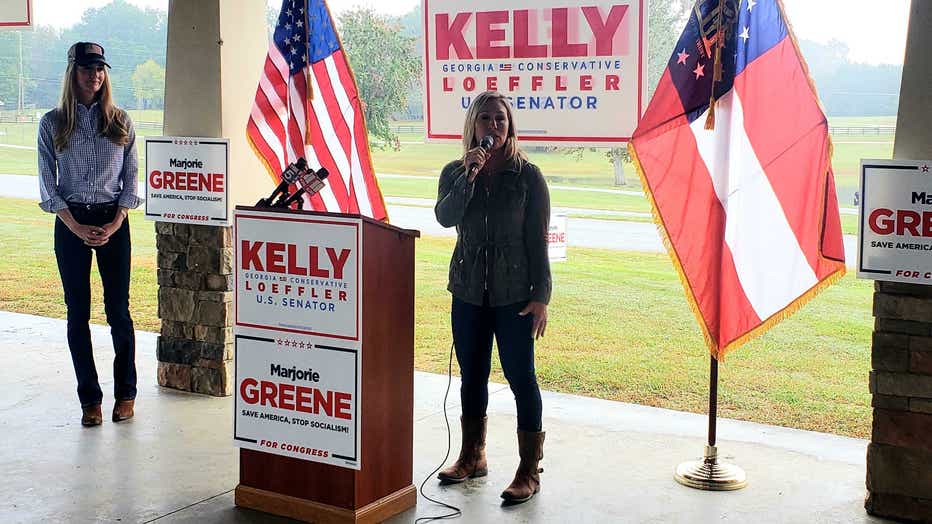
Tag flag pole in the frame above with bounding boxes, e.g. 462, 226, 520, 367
674, 355, 747, 490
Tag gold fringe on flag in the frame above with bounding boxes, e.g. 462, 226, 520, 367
321, 0, 390, 222
774, 0, 835, 170
247, 130, 284, 186
627, 142, 845, 360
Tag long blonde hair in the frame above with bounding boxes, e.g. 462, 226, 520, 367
462, 91, 526, 164
53, 61, 130, 152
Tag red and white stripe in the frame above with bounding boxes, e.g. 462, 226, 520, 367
247, 37, 387, 221
631, 37, 844, 356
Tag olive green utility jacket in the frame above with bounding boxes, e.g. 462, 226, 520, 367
435, 157, 552, 307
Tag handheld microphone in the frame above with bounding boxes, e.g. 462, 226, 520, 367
468, 135, 495, 177
256, 158, 308, 207
279, 167, 330, 210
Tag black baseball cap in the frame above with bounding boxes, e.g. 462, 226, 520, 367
68, 42, 110, 68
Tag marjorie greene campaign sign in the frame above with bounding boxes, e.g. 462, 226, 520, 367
858, 159, 932, 285
423, 0, 648, 146
145, 137, 231, 226
233, 210, 363, 469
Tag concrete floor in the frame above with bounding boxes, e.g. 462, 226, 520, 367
0, 310, 884, 524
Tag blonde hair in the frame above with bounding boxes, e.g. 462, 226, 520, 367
462, 91, 526, 164
53, 61, 130, 152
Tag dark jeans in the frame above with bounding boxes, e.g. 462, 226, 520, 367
54, 203, 136, 408
451, 296, 542, 432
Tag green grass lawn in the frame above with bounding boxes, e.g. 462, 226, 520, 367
1, 115, 885, 235
0, 196, 874, 438
828, 115, 897, 127
0, 115, 165, 176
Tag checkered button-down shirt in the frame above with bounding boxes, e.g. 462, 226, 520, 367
37, 103, 141, 212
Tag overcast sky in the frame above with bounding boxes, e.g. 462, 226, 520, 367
29, 0, 911, 65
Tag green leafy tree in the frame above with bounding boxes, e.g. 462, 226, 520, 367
0, 27, 59, 112
568, 1, 689, 185
131, 59, 165, 109
799, 39, 901, 116
0, 31, 18, 109
338, 8, 422, 146
393, 2, 425, 120
61, 0, 167, 108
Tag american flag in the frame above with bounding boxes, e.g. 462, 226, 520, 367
247, 0, 388, 220
629, 0, 845, 358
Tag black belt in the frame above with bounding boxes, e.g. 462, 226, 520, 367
67, 201, 118, 213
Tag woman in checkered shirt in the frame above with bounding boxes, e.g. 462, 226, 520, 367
37, 42, 142, 428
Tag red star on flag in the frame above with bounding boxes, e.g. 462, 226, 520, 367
677, 49, 690, 65
693, 62, 705, 79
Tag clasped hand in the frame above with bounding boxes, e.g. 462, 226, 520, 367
72, 221, 119, 247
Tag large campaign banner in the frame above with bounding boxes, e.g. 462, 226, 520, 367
858, 159, 932, 284
145, 137, 231, 226
233, 209, 362, 469
423, 0, 648, 146
0, 0, 31, 28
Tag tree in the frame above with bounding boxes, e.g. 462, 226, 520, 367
61, 0, 167, 108
647, 0, 691, 98
799, 39, 902, 116
393, 2, 425, 121
338, 8, 422, 146
577, 1, 689, 185
131, 59, 165, 109
0, 27, 60, 112
0, 31, 18, 109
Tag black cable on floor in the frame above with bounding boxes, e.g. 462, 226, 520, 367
414, 341, 463, 523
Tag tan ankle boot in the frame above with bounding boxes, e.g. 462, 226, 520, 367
500, 430, 545, 503
112, 399, 135, 422
81, 404, 103, 427
437, 416, 488, 483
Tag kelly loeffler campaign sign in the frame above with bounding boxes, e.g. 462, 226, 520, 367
423, 0, 648, 146
145, 137, 231, 226
0, 0, 31, 28
233, 209, 362, 469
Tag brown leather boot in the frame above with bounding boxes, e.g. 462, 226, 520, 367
81, 404, 103, 427
500, 430, 545, 503
437, 416, 488, 483
112, 399, 135, 422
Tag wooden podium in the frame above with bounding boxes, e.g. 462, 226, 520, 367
233, 206, 419, 523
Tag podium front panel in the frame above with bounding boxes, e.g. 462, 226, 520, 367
234, 206, 417, 514
233, 209, 363, 470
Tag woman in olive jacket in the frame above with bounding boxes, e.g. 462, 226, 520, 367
434, 91, 552, 504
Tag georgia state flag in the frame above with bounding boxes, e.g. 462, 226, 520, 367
629, 0, 846, 358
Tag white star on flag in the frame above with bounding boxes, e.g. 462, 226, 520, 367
740, 27, 750, 41
747, 0, 757, 12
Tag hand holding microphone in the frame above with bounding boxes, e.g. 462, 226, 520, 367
466, 135, 495, 182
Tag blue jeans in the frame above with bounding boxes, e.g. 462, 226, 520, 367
55, 204, 136, 408
451, 296, 542, 432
